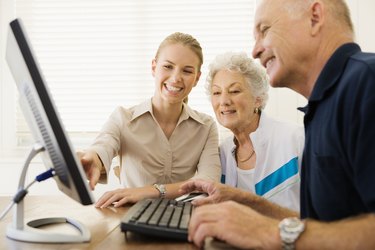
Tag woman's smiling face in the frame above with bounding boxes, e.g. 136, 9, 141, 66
210, 69, 259, 130
152, 43, 201, 104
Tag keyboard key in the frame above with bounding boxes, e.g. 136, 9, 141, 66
169, 206, 182, 228
158, 205, 174, 227
179, 213, 190, 230
130, 200, 151, 222
148, 199, 169, 225
179, 203, 192, 229
137, 199, 162, 224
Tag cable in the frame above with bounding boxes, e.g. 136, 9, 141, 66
0, 168, 55, 221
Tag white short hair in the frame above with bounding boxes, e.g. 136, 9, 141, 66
206, 51, 269, 109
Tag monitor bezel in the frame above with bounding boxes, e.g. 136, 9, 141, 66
7, 18, 94, 205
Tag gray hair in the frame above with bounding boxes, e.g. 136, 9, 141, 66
285, 0, 353, 33
206, 51, 269, 110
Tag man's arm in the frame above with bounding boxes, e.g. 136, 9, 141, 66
296, 213, 375, 249
188, 202, 375, 249
179, 179, 298, 219
233, 188, 298, 219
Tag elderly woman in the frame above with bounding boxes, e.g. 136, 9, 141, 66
205, 51, 304, 211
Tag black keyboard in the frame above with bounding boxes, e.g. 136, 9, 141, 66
121, 198, 193, 241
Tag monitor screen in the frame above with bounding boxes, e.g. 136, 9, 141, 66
6, 18, 94, 206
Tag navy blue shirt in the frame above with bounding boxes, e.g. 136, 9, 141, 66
299, 43, 375, 221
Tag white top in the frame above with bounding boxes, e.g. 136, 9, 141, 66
237, 168, 255, 193
220, 112, 305, 211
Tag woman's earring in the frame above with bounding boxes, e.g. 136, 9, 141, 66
254, 107, 259, 114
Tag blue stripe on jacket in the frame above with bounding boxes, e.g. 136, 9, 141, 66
255, 157, 298, 196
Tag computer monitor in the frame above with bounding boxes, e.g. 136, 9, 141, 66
5, 18, 94, 243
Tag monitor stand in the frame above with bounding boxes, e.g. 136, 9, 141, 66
6, 143, 91, 243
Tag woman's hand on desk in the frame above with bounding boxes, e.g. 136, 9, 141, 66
95, 186, 159, 208
179, 179, 240, 206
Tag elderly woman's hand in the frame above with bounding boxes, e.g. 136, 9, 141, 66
179, 179, 241, 206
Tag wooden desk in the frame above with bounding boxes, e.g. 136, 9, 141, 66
0, 195, 198, 250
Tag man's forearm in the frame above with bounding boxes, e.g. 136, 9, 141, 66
296, 213, 375, 249
234, 189, 298, 219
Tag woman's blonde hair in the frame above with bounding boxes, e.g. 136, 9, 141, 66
155, 32, 203, 72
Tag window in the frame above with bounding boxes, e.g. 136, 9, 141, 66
0, 0, 308, 195
5, 0, 257, 147
1, 0, 306, 151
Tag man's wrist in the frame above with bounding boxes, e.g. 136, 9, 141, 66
279, 217, 305, 250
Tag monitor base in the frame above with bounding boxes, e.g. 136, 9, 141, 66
6, 143, 91, 243
7, 217, 91, 243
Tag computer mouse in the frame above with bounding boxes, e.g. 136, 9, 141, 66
175, 192, 208, 202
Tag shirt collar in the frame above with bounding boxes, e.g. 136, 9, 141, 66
298, 43, 361, 114
130, 98, 205, 125
180, 103, 206, 125
131, 98, 153, 121
309, 43, 361, 102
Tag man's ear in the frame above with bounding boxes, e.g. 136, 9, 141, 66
310, 1, 325, 36
151, 59, 157, 77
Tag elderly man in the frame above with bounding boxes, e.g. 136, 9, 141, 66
183, 0, 375, 249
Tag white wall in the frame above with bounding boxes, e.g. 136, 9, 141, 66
347, 0, 375, 52
264, 0, 375, 125
0, 0, 374, 196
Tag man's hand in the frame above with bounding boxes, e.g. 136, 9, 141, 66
188, 201, 279, 249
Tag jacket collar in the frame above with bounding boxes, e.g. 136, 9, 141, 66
232, 112, 270, 150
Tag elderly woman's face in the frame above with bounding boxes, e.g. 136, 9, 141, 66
210, 69, 259, 131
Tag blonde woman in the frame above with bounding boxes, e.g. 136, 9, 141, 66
80, 32, 221, 208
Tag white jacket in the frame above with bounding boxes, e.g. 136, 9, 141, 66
220, 113, 305, 211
